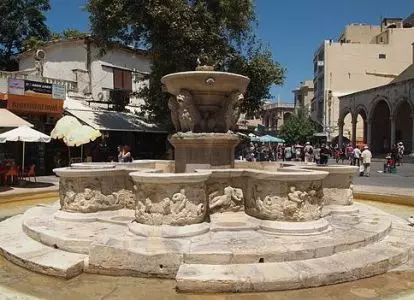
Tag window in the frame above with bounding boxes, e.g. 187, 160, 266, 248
379, 54, 386, 59
113, 68, 132, 91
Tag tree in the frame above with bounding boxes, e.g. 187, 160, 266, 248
62, 29, 89, 39
280, 115, 319, 145
88, 0, 285, 126
0, 0, 50, 70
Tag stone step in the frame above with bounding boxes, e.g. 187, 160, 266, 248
176, 233, 414, 293
0, 215, 87, 279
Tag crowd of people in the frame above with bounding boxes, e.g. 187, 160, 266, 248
237, 142, 331, 165
237, 140, 407, 178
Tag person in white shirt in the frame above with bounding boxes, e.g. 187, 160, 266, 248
361, 145, 372, 177
352, 146, 362, 166
304, 142, 314, 163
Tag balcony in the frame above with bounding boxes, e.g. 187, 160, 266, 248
0, 71, 78, 92
262, 103, 295, 111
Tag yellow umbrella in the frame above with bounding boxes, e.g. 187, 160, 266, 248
63, 125, 102, 161
63, 125, 102, 147
51, 115, 82, 139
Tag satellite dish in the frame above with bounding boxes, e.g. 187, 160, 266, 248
35, 49, 46, 60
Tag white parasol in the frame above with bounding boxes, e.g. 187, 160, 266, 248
0, 126, 51, 173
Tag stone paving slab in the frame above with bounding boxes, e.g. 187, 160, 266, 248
0, 214, 87, 278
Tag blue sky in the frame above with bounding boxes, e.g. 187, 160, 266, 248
46, 0, 413, 103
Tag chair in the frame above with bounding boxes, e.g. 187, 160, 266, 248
21, 164, 36, 182
3, 164, 19, 185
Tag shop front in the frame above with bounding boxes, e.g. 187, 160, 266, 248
0, 78, 65, 175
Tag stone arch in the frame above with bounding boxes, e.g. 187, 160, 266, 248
339, 107, 353, 124
342, 111, 353, 144
371, 99, 391, 153
355, 105, 368, 144
394, 97, 413, 152
368, 96, 392, 121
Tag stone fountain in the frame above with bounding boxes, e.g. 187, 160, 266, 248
162, 64, 249, 172
0, 62, 413, 294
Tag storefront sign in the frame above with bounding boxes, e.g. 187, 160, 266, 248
24, 80, 52, 98
8, 78, 25, 95
6, 94, 63, 115
52, 84, 66, 100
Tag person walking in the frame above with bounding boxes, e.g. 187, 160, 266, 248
304, 142, 314, 163
319, 144, 330, 165
361, 145, 372, 177
352, 146, 361, 166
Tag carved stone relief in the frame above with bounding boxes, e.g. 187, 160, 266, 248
135, 183, 207, 225
59, 176, 135, 213
168, 89, 244, 133
246, 180, 324, 221
209, 185, 244, 214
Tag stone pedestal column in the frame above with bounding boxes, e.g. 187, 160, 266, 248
338, 121, 344, 148
170, 133, 240, 173
367, 118, 372, 148
410, 114, 414, 157
351, 118, 357, 146
390, 116, 396, 149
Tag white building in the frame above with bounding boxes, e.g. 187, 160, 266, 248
18, 37, 151, 112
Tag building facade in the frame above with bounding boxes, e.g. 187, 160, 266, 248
0, 38, 167, 174
338, 44, 414, 154
293, 80, 314, 116
313, 15, 414, 141
18, 38, 151, 112
261, 101, 295, 134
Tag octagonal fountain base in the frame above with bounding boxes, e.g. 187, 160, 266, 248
1, 201, 414, 293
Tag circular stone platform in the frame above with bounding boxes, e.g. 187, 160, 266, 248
1, 201, 413, 293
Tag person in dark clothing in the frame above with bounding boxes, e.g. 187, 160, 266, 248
319, 144, 330, 165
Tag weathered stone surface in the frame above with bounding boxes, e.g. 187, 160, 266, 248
0, 215, 86, 278
161, 71, 249, 133
245, 178, 324, 221
131, 172, 210, 226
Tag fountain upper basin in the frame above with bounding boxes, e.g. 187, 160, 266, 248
161, 71, 250, 96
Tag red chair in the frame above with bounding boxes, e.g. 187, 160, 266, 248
3, 164, 19, 185
21, 164, 36, 182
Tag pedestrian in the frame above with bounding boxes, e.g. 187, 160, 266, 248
121, 145, 133, 162
314, 144, 321, 165
319, 144, 330, 165
117, 145, 124, 162
361, 145, 372, 177
397, 142, 405, 166
284, 144, 292, 161
352, 146, 361, 166
304, 142, 314, 163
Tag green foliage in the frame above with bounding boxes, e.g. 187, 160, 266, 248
62, 29, 89, 39
280, 115, 318, 145
88, 0, 285, 127
0, 0, 50, 70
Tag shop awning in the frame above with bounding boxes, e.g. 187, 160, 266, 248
0, 109, 33, 127
66, 109, 167, 133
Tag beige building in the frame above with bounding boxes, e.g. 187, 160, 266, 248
261, 101, 295, 133
313, 15, 414, 141
293, 80, 314, 116
338, 43, 414, 154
